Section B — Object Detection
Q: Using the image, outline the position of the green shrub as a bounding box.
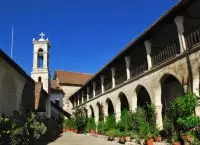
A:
[73,107,87,133]
[177,116,200,132]
[0,114,12,144]
[105,115,116,131]
[86,118,96,132]
[97,121,106,134]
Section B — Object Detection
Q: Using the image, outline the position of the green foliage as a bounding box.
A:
[0,112,47,145]
[105,115,116,131]
[86,118,96,132]
[97,121,106,134]
[73,107,87,133]
[177,116,200,132]
[0,114,12,144]
[105,129,117,137]
[118,110,128,131]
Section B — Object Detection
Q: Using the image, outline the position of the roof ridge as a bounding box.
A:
[56,70,94,75]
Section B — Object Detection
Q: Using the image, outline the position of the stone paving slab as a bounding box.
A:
[48,132,121,145]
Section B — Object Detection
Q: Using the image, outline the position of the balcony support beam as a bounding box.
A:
[174,16,187,53]
[125,56,131,80]
[87,87,89,101]
[144,40,153,69]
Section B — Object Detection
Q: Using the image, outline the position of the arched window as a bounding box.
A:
[38,48,44,68]
[38,76,42,82]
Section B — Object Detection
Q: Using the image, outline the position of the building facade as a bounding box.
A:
[69,0,200,129]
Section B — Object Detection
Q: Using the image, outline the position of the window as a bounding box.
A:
[38,77,42,82]
[38,48,44,68]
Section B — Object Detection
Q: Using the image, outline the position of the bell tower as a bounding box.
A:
[31,32,50,93]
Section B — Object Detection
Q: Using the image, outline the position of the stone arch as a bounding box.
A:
[160,74,184,118]
[0,73,17,116]
[90,105,95,118]
[96,102,104,121]
[106,98,114,116]
[136,85,151,110]
[118,92,130,112]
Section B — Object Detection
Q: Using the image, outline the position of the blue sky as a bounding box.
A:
[0,0,178,77]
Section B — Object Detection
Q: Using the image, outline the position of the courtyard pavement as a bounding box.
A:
[48,132,121,145]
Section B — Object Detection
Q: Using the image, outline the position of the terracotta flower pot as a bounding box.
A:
[146,139,154,145]
[173,141,181,145]
[182,135,193,143]
[125,136,132,142]
[119,137,126,143]
[108,136,114,141]
[154,136,162,142]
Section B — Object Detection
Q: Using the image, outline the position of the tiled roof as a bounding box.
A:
[55,70,93,86]
[51,80,63,92]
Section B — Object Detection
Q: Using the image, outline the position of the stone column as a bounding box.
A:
[94,107,99,124]
[144,40,153,69]
[93,82,96,97]
[101,75,105,93]
[88,107,92,118]
[174,16,186,53]
[125,56,131,80]
[155,104,163,130]
[130,91,137,112]
[87,87,90,101]
[193,73,200,116]
[43,52,48,69]
[115,101,121,122]
[33,52,38,69]
[103,103,108,121]
[111,67,116,88]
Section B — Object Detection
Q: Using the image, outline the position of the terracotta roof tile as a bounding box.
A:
[55,70,93,86]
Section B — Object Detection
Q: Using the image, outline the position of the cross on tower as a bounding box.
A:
[40,32,45,39]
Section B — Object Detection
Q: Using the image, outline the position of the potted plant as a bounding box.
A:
[154,129,162,142]
[106,129,116,141]
[118,132,126,144]
[145,132,154,145]
[172,134,181,145]
[124,131,132,142]
[86,118,96,135]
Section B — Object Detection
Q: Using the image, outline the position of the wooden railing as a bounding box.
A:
[186,26,200,49]
[105,81,112,91]
[95,87,102,96]
[152,43,178,66]
[130,62,148,78]
[115,72,127,86]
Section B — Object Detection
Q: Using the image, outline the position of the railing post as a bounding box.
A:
[87,87,89,101]
[93,82,96,97]
[111,67,116,88]
[144,40,153,69]
[101,75,105,93]
[125,56,131,80]
[174,16,186,53]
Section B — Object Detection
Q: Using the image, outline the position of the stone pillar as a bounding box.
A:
[43,52,48,69]
[115,101,121,122]
[111,67,116,88]
[193,73,200,116]
[155,104,163,130]
[103,103,108,121]
[174,16,186,53]
[33,52,38,69]
[94,107,99,124]
[144,40,153,69]
[93,82,96,97]
[101,75,105,93]
[125,56,131,80]
[87,87,89,101]
[130,91,137,112]
[88,107,92,118]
